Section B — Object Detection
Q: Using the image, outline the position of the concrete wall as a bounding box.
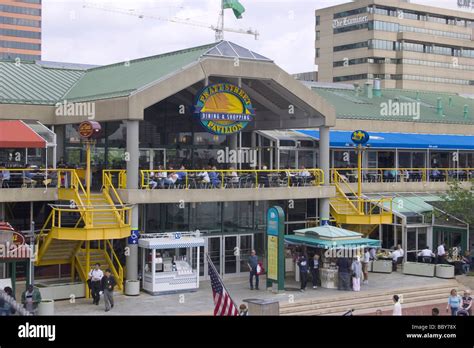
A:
[0,189,57,202]
[118,186,336,204]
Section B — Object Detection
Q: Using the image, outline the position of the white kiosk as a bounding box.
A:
[139,232,204,295]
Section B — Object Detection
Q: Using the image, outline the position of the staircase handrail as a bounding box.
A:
[331,170,361,214]
[104,240,124,290]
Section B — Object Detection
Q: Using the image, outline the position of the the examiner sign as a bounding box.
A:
[333,15,368,29]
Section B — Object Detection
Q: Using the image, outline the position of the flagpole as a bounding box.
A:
[206,253,239,310]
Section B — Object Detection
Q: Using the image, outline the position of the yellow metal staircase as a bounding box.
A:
[330,171,393,226]
[35,170,131,295]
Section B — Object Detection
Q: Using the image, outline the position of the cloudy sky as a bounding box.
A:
[42,0,472,73]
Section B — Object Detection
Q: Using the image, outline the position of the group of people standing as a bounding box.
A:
[296,254,321,291]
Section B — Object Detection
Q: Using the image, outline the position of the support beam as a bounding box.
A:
[241,82,287,117]
[319,126,330,225]
[126,120,139,283]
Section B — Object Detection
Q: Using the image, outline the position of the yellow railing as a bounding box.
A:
[139,168,324,190]
[104,240,124,290]
[331,168,474,184]
[102,172,126,226]
[0,168,83,189]
[48,205,132,230]
[103,170,127,190]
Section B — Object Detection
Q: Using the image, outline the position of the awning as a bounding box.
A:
[366,193,443,217]
[285,235,381,249]
[295,129,474,150]
[0,120,47,148]
[138,236,205,249]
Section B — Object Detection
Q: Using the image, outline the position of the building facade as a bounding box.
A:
[0,0,41,61]
[315,0,474,94]
[0,41,472,294]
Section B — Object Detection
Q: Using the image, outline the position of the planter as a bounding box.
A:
[403,262,435,277]
[35,282,85,300]
[125,280,140,296]
[37,300,54,315]
[372,260,392,273]
[435,264,455,279]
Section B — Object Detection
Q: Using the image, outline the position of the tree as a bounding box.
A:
[438,180,474,227]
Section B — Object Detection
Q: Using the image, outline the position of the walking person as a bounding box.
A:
[21,284,42,315]
[362,248,370,284]
[297,254,309,292]
[100,269,116,312]
[446,289,462,316]
[309,254,321,289]
[393,295,402,316]
[247,250,259,290]
[351,257,363,292]
[88,263,104,305]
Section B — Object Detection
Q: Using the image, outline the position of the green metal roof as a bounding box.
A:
[62,43,217,102]
[0,41,272,105]
[312,87,474,125]
[0,61,84,105]
[285,235,381,249]
[368,193,443,215]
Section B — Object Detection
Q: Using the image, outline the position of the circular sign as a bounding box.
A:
[194,83,255,135]
[351,130,370,145]
[78,121,101,139]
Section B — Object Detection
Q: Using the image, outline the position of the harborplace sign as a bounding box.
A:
[333,15,368,29]
[194,83,255,135]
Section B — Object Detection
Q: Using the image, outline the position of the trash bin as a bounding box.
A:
[125,280,140,296]
[243,298,279,316]
[37,299,55,315]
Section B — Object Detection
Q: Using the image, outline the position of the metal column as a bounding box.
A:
[319,126,330,225]
[126,120,139,282]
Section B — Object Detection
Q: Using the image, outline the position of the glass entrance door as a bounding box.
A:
[223,236,238,275]
[202,234,254,279]
[207,236,222,275]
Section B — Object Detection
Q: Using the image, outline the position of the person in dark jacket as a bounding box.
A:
[100,269,116,312]
[297,255,309,292]
[336,257,352,291]
[309,254,321,289]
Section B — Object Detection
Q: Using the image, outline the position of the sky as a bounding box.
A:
[42,0,473,74]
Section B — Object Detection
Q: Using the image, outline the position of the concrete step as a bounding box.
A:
[280,281,459,309]
[281,291,451,316]
[280,281,460,316]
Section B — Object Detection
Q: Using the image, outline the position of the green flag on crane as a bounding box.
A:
[223,0,245,19]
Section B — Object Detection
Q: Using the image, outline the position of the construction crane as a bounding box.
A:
[82,2,259,42]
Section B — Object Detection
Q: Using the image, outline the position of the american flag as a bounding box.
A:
[207,254,239,316]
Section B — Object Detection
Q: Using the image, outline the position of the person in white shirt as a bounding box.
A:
[393,295,402,316]
[437,242,446,263]
[362,249,370,284]
[197,169,210,184]
[391,248,403,272]
[391,249,402,262]
[88,263,104,305]
[418,246,435,263]
[396,244,404,257]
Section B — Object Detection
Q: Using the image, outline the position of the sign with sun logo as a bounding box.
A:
[194,83,255,135]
